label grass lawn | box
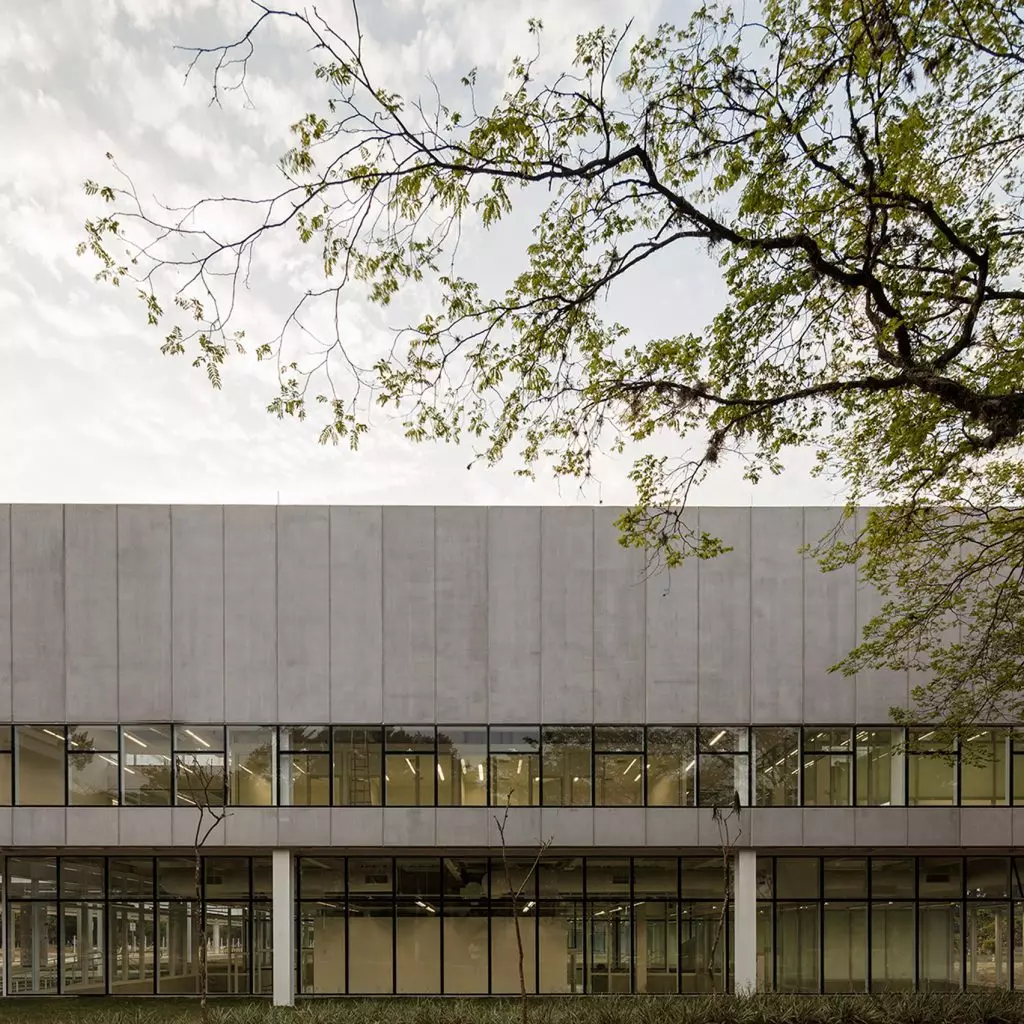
[0,994,1023,1024]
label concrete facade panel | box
[66,807,118,847]
[540,807,594,847]
[1011,809,1024,848]
[594,807,645,847]
[802,508,857,722]
[540,508,593,723]
[331,808,385,847]
[171,807,226,847]
[593,508,645,724]
[645,511,698,723]
[698,508,751,723]
[330,506,383,723]
[802,808,856,847]
[225,808,280,847]
[853,808,909,847]
[855,507,910,721]
[644,810,700,848]
[487,507,541,723]
[697,807,749,847]
[750,807,803,847]
[224,506,278,723]
[958,808,1009,847]
[750,508,803,723]
[277,507,330,723]
[11,504,64,721]
[118,505,172,721]
[382,508,435,723]
[486,807,542,849]
[434,507,488,723]
[383,807,436,846]
[0,506,10,721]
[171,506,224,722]
[65,505,118,722]
[117,808,173,848]
[12,807,66,847]
[436,807,489,847]
[274,808,329,847]
[905,808,960,846]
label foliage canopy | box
[80,0,1024,730]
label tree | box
[80,0,1024,731]
[707,795,743,995]
[178,754,229,1019]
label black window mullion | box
[912,854,920,991]
[818,857,824,995]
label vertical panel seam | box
[801,506,807,725]
[484,506,490,726]
[591,506,596,727]
[62,504,67,722]
[327,506,333,724]
[539,508,545,722]
[696,506,701,724]
[275,504,280,722]
[6,505,11,722]
[748,505,753,725]
[169,505,175,723]
[380,506,386,725]
[221,505,227,726]
[432,505,437,724]
[115,505,120,724]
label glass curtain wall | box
[6,856,269,996]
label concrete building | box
[0,504,1018,1000]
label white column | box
[272,849,295,1007]
[733,850,757,995]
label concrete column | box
[272,849,295,1006]
[733,850,757,995]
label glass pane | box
[539,858,583,898]
[680,901,725,993]
[966,902,1010,990]
[803,728,852,752]
[919,902,962,991]
[205,858,252,900]
[586,858,631,896]
[396,901,439,993]
[280,726,330,752]
[69,752,120,805]
[69,725,119,751]
[595,753,643,806]
[538,901,584,993]
[489,727,540,807]
[15,726,64,805]
[156,900,200,993]
[698,752,749,806]
[681,857,725,899]
[300,857,346,899]
[968,857,1010,899]
[437,728,487,807]
[157,858,196,899]
[824,857,867,899]
[442,858,488,899]
[61,902,105,993]
[386,726,435,753]
[757,903,772,992]
[803,753,852,806]
[349,858,393,895]
[227,726,275,806]
[698,727,748,751]
[646,727,695,807]
[638,900,678,993]
[385,753,434,806]
[491,900,538,993]
[823,903,866,992]
[753,727,799,806]
[299,900,345,994]
[490,858,539,900]
[122,727,172,806]
[871,902,915,991]
[280,753,330,806]
[7,858,57,899]
[174,726,224,752]
[333,728,382,806]
[0,751,11,805]
[175,752,225,807]
[908,729,956,806]
[541,727,592,807]
[61,858,105,899]
[348,899,393,993]
[109,859,154,899]
[961,729,1008,805]
[920,857,962,899]
[634,858,679,898]
[109,901,154,993]
[8,903,58,993]
[205,903,250,994]
[594,726,643,751]
[856,728,904,806]
[777,858,820,899]
[443,902,489,993]
[588,903,632,993]
[872,858,915,899]
[776,902,820,992]
[396,859,441,897]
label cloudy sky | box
[1,0,841,507]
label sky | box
[0,0,844,507]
